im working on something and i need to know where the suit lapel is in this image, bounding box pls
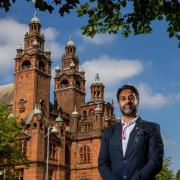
[125,117,144,158]
[114,122,123,156]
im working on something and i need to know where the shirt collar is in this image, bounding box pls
[121,116,138,127]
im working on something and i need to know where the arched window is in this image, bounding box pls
[39,61,45,71]
[89,108,94,116]
[82,110,87,118]
[65,145,70,165]
[76,80,80,89]
[49,142,56,159]
[21,60,31,70]
[60,79,69,88]
[79,145,91,163]
[19,99,26,112]
[97,91,100,98]
[94,92,96,98]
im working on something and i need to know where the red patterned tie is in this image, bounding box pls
[122,124,127,140]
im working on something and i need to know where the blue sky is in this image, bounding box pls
[0,1,180,173]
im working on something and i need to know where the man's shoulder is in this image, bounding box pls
[103,123,116,132]
[102,123,119,136]
[140,118,160,131]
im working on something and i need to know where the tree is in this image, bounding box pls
[176,170,180,180]
[0,0,179,47]
[0,103,26,180]
[156,156,174,180]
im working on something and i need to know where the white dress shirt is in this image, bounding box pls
[121,116,138,156]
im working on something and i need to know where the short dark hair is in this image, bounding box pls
[117,84,139,101]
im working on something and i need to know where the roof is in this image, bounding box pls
[0,83,14,105]
[31,12,40,24]
[67,36,75,46]
[92,73,102,85]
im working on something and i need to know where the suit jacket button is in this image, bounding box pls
[123,175,127,179]
[123,160,127,163]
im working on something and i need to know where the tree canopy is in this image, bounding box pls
[0,0,179,46]
[176,170,180,180]
[0,103,26,180]
[157,157,174,180]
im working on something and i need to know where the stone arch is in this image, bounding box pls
[39,60,45,71]
[60,79,69,88]
[21,60,31,69]
[76,80,81,89]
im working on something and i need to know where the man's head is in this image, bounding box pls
[117,85,139,117]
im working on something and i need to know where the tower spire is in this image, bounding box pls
[31,11,40,23]
[67,36,75,47]
[90,73,104,101]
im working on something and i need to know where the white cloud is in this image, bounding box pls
[133,84,180,109]
[43,27,59,41]
[42,27,64,59]
[0,18,27,74]
[81,55,180,110]
[138,84,168,108]
[82,55,144,88]
[81,55,143,102]
[82,33,116,45]
[0,18,63,83]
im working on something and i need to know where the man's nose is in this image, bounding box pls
[125,98,131,104]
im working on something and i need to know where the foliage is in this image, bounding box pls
[0,103,26,180]
[176,170,180,180]
[157,156,174,180]
[0,0,179,47]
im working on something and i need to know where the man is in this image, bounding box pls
[98,84,164,180]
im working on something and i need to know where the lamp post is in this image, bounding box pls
[0,170,5,180]
[45,126,58,180]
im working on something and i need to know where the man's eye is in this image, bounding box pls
[129,96,135,101]
[120,97,126,101]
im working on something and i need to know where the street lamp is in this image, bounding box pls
[45,126,58,180]
[0,170,5,180]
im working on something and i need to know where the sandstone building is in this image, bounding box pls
[0,13,116,180]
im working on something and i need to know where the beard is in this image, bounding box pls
[120,104,138,116]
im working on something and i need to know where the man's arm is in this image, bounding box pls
[134,123,164,180]
[98,127,117,180]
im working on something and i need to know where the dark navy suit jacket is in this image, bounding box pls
[98,117,164,180]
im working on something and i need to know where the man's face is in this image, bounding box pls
[118,89,139,116]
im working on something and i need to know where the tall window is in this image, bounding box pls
[79,145,91,164]
[39,61,45,71]
[49,143,56,160]
[49,169,53,180]
[76,80,80,89]
[17,140,27,156]
[82,110,87,121]
[18,169,24,180]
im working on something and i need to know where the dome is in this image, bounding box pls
[46,47,51,52]
[67,36,75,46]
[72,106,79,115]
[95,103,101,112]
[33,105,42,115]
[31,12,40,23]
[56,113,63,122]
[17,44,22,50]
[93,73,102,84]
